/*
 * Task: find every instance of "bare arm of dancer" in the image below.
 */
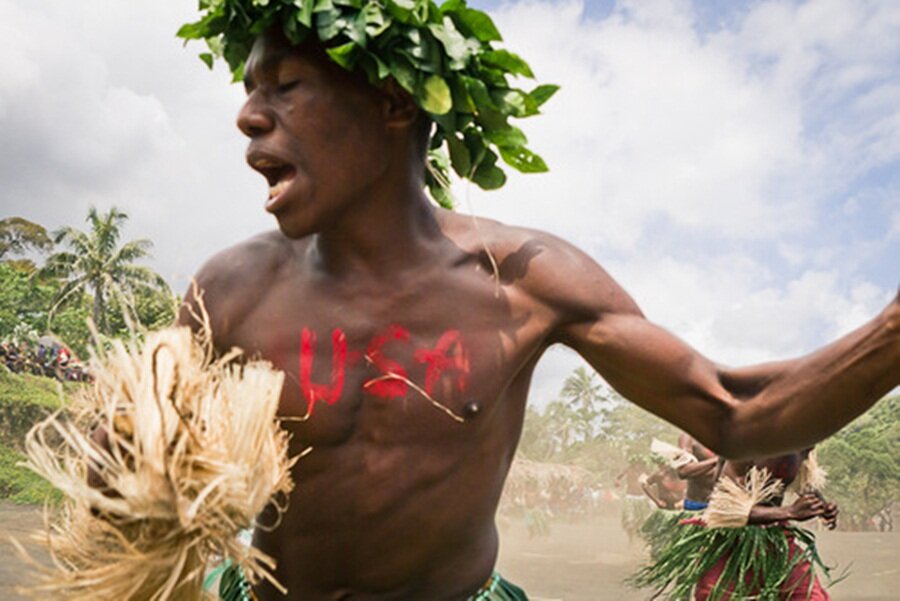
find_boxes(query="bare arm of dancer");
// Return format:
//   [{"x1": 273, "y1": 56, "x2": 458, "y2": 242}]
[
  {"x1": 530, "y1": 235, "x2": 900, "y2": 459},
  {"x1": 677, "y1": 457, "x2": 718, "y2": 480},
  {"x1": 746, "y1": 494, "x2": 827, "y2": 526}
]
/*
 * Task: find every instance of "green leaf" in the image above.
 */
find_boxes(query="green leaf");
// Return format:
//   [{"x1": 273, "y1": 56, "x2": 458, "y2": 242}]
[
  {"x1": 529, "y1": 84, "x2": 560, "y2": 108},
  {"x1": 499, "y1": 146, "x2": 548, "y2": 173},
  {"x1": 421, "y1": 75, "x2": 453, "y2": 115},
  {"x1": 389, "y1": 54, "x2": 419, "y2": 93},
  {"x1": 446, "y1": 134, "x2": 472, "y2": 177},
  {"x1": 439, "y1": 0, "x2": 465, "y2": 13},
  {"x1": 363, "y1": 1, "x2": 390, "y2": 36},
  {"x1": 454, "y1": 8, "x2": 502, "y2": 42},
  {"x1": 345, "y1": 10, "x2": 368, "y2": 46},
  {"x1": 460, "y1": 75, "x2": 495, "y2": 111},
  {"x1": 486, "y1": 126, "x2": 527, "y2": 148},
  {"x1": 316, "y1": 7, "x2": 345, "y2": 40},
  {"x1": 491, "y1": 89, "x2": 530, "y2": 117},
  {"x1": 428, "y1": 16, "x2": 474, "y2": 69},
  {"x1": 294, "y1": 0, "x2": 315, "y2": 27},
  {"x1": 428, "y1": 180, "x2": 454, "y2": 208},
  {"x1": 481, "y1": 49, "x2": 534, "y2": 78},
  {"x1": 385, "y1": 0, "x2": 417, "y2": 24},
  {"x1": 473, "y1": 163, "x2": 506, "y2": 190},
  {"x1": 199, "y1": 52, "x2": 215, "y2": 69},
  {"x1": 326, "y1": 42, "x2": 359, "y2": 69}
]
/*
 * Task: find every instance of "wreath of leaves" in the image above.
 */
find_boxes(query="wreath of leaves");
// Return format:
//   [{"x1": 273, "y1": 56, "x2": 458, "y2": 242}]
[{"x1": 177, "y1": 0, "x2": 559, "y2": 208}]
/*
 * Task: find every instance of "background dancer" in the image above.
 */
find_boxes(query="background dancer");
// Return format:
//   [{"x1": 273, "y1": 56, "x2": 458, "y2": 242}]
[
  {"x1": 677, "y1": 434, "x2": 719, "y2": 512},
  {"x1": 632, "y1": 447, "x2": 839, "y2": 600}
]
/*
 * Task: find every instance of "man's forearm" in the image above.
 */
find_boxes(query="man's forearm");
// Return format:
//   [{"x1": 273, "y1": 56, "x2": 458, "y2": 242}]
[
  {"x1": 677, "y1": 456, "x2": 717, "y2": 479},
  {"x1": 720, "y1": 297, "x2": 900, "y2": 458},
  {"x1": 746, "y1": 505, "x2": 793, "y2": 525}
]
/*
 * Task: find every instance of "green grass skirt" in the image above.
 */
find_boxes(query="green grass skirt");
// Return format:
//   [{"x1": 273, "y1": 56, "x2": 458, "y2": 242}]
[{"x1": 628, "y1": 520, "x2": 841, "y2": 600}]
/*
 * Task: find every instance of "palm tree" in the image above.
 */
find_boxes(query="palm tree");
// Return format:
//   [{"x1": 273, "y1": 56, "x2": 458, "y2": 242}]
[
  {"x1": 41, "y1": 207, "x2": 169, "y2": 334},
  {"x1": 560, "y1": 366, "x2": 603, "y2": 442}
]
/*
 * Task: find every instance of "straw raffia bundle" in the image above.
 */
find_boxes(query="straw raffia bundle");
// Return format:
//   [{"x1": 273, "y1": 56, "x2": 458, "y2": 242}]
[
  {"x1": 13, "y1": 324, "x2": 298, "y2": 600},
  {"x1": 703, "y1": 467, "x2": 783, "y2": 528}
]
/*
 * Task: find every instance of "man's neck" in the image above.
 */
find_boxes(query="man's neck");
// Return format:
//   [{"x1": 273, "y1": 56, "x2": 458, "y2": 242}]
[{"x1": 312, "y1": 173, "x2": 442, "y2": 278}]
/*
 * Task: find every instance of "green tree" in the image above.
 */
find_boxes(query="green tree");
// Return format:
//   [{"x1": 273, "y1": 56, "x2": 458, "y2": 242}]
[
  {"x1": 41, "y1": 207, "x2": 170, "y2": 334},
  {"x1": 0, "y1": 217, "x2": 52, "y2": 271},
  {"x1": 0, "y1": 263, "x2": 92, "y2": 357},
  {"x1": 819, "y1": 396, "x2": 899, "y2": 529}
]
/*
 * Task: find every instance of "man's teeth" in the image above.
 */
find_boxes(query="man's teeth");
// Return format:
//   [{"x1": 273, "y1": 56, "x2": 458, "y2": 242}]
[{"x1": 269, "y1": 179, "x2": 291, "y2": 199}]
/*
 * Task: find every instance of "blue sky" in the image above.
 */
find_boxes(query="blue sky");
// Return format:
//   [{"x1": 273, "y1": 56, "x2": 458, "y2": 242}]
[{"x1": 0, "y1": 0, "x2": 897, "y2": 404}]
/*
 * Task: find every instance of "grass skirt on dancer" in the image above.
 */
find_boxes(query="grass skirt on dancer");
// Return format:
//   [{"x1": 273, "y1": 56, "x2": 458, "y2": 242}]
[
  {"x1": 638, "y1": 509, "x2": 689, "y2": 561},
  {"x1": 628, "y1": 517, "x2": 840, "y2": 600}
]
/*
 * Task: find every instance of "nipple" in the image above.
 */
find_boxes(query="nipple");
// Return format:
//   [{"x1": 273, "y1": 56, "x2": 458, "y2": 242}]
[{"x1": 463, "y1": 401, "x2": 481, "y2": 419}]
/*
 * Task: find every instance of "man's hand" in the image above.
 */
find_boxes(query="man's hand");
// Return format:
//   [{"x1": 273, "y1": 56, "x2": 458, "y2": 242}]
[
  {"x1": 786, "y1": 494, "x2": 827, "y2": 522},
  {"x1": 821, "y1": 500, "x2": 839, "y2": 530}
]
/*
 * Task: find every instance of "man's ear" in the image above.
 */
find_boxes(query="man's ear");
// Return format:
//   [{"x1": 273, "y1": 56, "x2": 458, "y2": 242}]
[{"x1": 380, "y1": 78, "x2": 420, "y2": 129}]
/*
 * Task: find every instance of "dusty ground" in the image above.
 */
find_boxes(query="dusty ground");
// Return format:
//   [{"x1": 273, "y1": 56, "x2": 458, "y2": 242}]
[{"x1": 2, "y1": 502, "x2": 897, "y2": 599}]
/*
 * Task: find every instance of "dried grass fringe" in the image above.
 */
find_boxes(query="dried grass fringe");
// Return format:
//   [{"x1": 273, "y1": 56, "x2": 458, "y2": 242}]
[
  {"x1": 11, "y1": 317, "x2": 299, "y2": 600},
  {"x1": 703, "y1": 467, "x2": 783, "y2": 528},
  {"x1": 787, "y1": 450, "x2": 827, "y2": 495}
]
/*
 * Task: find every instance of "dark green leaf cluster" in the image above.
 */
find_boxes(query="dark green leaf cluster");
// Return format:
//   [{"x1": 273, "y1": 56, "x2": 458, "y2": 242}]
[{"x1": 177, "y1": 0, "x2": 559, "y2": 207}]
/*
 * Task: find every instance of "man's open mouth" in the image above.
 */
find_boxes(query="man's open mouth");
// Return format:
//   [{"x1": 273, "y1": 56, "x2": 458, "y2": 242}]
[{"x1": 247, "y1": 154, "x2": 297, "y2": 200}]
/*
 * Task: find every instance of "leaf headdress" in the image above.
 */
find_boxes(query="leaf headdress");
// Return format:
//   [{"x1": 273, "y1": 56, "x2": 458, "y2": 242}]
[{"x1": 178, "y1": 0, "x2": 558, "y2": 207}]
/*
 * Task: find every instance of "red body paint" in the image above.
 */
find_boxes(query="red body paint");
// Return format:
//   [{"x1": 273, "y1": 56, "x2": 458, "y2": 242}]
[
  {"x1": 299, "y1": 328, "x2": 347, "y2": 415},
  {"x1": 364, "y1": 324, "x2": 411, "y2": 399},
  {"x1": 297, "y1": 326, "x2": 471, "y2": 411},
  {"x1": 414, "y1": 330, "x2": 470, "y2": 395}
]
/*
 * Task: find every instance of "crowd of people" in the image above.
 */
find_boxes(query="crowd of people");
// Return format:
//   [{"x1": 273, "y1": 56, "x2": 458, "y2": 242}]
[{"x1": 0, "y1": 337, "x2": 90, "y2": 382}]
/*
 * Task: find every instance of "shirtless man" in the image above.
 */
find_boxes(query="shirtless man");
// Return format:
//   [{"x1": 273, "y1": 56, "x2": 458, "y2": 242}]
[
  {"x1": 181, "y1": 27, "x2": 900, "y2": 600},
  {"x1": 641, "y1": 465, "x2": 686, "y2": 510},
  {"x1": 677, "y1": 433, "x2": 718, "y2": 511}
]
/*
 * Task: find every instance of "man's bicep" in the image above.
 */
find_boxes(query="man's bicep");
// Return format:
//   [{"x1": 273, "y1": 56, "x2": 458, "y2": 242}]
[{"x1": 560, "y1": 312, "x2": 739, "y2": 452}]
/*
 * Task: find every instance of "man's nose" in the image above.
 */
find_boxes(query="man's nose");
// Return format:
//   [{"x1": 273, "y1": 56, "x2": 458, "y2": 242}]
[{"x1": 237, "y1": 93, "x2": 275, "y2": 138}]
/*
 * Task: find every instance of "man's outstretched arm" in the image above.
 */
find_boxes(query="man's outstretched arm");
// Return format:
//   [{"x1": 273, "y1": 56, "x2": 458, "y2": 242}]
[
  {"x1": 572, "y1": 301, "x2": 897, "y2": 458},
  {"x1": 526, "y1": 233, "x2": 900, "y2": 459}
]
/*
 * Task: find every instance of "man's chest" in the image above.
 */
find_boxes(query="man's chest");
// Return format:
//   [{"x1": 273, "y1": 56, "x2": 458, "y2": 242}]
[{"x1": 222, "y1": 277, "x2": 550, "y2": 445}]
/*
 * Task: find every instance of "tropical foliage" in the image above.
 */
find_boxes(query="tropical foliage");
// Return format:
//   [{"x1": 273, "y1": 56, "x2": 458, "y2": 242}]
[
  {"x1": 40, "y1": 207, "x2": 171, "y2": 335},
  {"x1": 1, "y1": 208, "x2": 175, "y2": 357},
  {"x1": 0, "y1": 217, "x2": 52, "y2": 272},
  {"x1": 819, "y1": 396, "x2": 899, "y2": 529},
  {"x1": 177, "y1": 0, "x2": 559, "y2": 207},
  {"x1": 517, "y1": 366, "x2": 680, "y2": 481}
]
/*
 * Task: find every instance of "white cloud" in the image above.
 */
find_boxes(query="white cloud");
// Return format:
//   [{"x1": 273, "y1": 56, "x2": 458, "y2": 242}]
[
  {"x1": 467, "y1": 0, "x2": 814, "y2": 249},
  {"x1": 0, "y1": 0, "x2": 270, "y2": 286}
]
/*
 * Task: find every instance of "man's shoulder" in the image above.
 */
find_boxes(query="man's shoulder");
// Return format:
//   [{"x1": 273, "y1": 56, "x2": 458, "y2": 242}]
[
  {"x1": 194, "y1": 230, "x2": 296, "y2": 288},
  {"x1": 438, "y1": 210, "x2": 582, "y2": 269},
  {"x1": 183, "y1": 231, "x2": 301, "y2": 339},
  {"x1": 439, "y1": 210, "x2": 639, "y2": 321}
]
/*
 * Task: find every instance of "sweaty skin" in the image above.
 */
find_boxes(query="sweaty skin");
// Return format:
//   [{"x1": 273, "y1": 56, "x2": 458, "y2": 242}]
[{"x1": 181, "y1": 29, "x2": 900, "y2": 600}]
